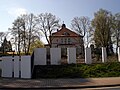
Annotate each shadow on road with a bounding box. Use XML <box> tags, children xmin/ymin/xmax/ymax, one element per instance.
<box><xmin>0</xmin><ymin>78</ymin><xmax>93</xmax><ymax>88</ymax></box>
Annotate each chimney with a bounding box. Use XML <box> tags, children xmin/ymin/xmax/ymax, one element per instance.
<box><xmin>62</xmin><ymin>24</ymin><xmax>66</xmax><ymax>28</ymax></box>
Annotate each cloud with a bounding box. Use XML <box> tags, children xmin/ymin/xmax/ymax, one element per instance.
<box><xmin>7</xmin><ymin>7</ymin><xmax>28</xmax><ymax>17</ymax></box>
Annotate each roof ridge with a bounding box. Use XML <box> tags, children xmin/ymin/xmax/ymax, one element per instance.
<box><xmin>52</xmin><ymin>27</ymin><xmax>83</xmax><ymax>37</ymax></box>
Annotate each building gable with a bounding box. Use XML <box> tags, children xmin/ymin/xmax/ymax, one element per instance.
<box><xmin>52</xmin><ymin>24</ymin><xmax>82</xmax><ymax>37</ymax></box>
<box><xmin>46</xmin><ymin>24</ymin><xmax>84</xmax><ymax>49</ymax></box>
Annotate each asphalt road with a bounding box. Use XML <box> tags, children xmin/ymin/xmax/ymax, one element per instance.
<box><xmin>65</xmin><ymin>86</ymin><xmax>120</xmax><ymax>90</ymax></box>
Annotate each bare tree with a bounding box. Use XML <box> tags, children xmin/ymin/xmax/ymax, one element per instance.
<box><xmin>9</xmin><ymin>13</ymin><xmax>40</xmax><ymax>55</ymax></box>
<box><xmin>86</xmin><ymin>26</ymin><xmax>95</xmax><ymax>46</ymax></box>
<box><xmin>71</xmin><ymin>16</ymin><xmax>91</xmax><ymax>47</ymax></box>
<box><xmin>0</xmin><ymin>32</ymin><xmax>6</xmax><ymax>45</ymax></box>
<box><xmin>36</xmin><ymin>13</ymin><xmax>60</xmax><ymax>47</ymax></box>
<box><xmin>26</xmin><ymin>14</ymin><xmax>35</xmax><ymax>54</ymax></box>
<box><xmin>10</xmin><ymin>17</ymin><xmax>24</xmax><ymax>55</ymax></box>
<box><xmin>19</xmin><ymin>14</ymin><xmax>40</xmax><ymax>54</ymax></box>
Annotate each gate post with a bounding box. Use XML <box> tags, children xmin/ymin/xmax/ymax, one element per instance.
<box><xmin>118</xmin><ymin>47</ymin><xmax>120</xmax><ymax>62</ymax></box>
<box><xmin>67</xmin><ymin>48</ymin><xmax>76</xmax><ymax>64</ymax></box>
<box><xmin>102</xmin><ymin>47</ymin><xmax>107</xmax><ymax>63</ymax></box>
<box><xmin>2</xmin><ymin>56</ymin><xmax>13</xmax><ymax>78</ymax></box>
<box><xmin>85</xmin><ymin>47</ymin><xmax>92</xmax><ymax>64</ymax></box>
<box><xmin>34</xmin><ymin>48</ymin><xmax>46</xmax><ymax>65</ymax></box>
<box><xmin>14</xmin><ymin>56</ymin><xmax>19</xmax><ymax>78</ymax></box>
<box><xmin>50</xmin><ymin>48</ymin><xmax>61</xmax><ymax>65</ymax></box>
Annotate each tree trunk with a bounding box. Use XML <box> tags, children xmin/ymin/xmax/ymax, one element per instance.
<box><xmin>23</xmin><ymin>26</ymin><xmax>26</xmax><ymax>54</ymax></box>
<box><xmin>27</xmin><ymin>29</ymin><xmax>31</xmax><ymax>55</ymax></box>
<box><xmin>27</xmin><ymin>14</ymin><xmax>33</xmax><ymax>55</ymax></box>
<box><xmin>18</xmin><ymin>27</ymin><xmax>20</xmax><ymax>56</ymax></box>
<box><xmin>45</xmin><ymin>32</ymin><xmax>51</xmax><ymax>48</ymax></box>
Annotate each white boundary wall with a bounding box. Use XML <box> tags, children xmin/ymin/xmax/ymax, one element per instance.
<box><xmin>0</xmin><ymin>61</ymin><xmax>2</xmax><ymax>69</ymax></box>
<box><xmin>2</xmin><ymin>47</ymin><xmax>120</xmax><ymax>79</ymax></box>
<box><xmin>2</xmin><ymin>56</ymin><xmax>13</xmax><ymax>77</ymax></box>
<box><xmin>14</xmin><ymin>56</ymin><xmax>19</xmax><ymax>78</ymax></box>
<box><xmin>34</xmin><ymin>48</ymin><xmax>46</xmax><ymax>65</ymax></box>
<box><xmin>67</xmin><ymin>48</ymin><xmax>76</xmax><ymax>64</ymax></box>
<box><xmin>85</xmin><ymin>48</ymin><xmax>92</xmax><ymax>64</ymax></box>
<box><xmin>21</xmin><ymin>56</ymin><xmax>31</xmax><ymax>78</ymax></box>
<box><xmin>102</xmin><ymin>47</ymin><xmax>107</xmax><ymax>63</ymax></box>
<box><xmin>118</xmin><ymin>47</ymin><xmax>120</xmax><ymax>62</ymax></box>
<box><xmin>50</xmin><ymin>48</ymin><xmax>61</xmax><ymax>65</ymax></box>
<box><xmin>1</xmin><ymin>56</ymin><xmax>31</xmax><ymax>78</ymax></box>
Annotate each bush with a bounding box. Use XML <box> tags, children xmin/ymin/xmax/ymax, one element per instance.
<box><xmin>33</xmin><ymin>62</ymin><xmax>120</xmax><ymax>78</ymax></box>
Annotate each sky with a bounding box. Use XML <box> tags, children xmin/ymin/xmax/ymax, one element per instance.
<box><xmin>0</xmin><ymin>0</ymin><xmax>120</xmax><ymax>43</ymax></box>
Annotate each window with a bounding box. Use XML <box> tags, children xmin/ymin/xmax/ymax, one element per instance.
<box><xmin>63</xmin><ymin>32</ymin><xmax>70</xmax><ymax>36</ymax></box>
<box><xmin>61</xmin><ymin>38</ymin><xmax>71</xmax><ymax>44</ymax></box>
<box><xmin>68</xmin><ymin>38</ymin><xmax>71</xmax><ymax>44</ymax></box>
<box><xmin>61</xmin><ymin>38</ymin><xmax>63</xmax><ymax>44</ymax></box>
<box><xmin>64</xmin><ymin>38</ymin><xmax>67</xmax><ymax>44</ymax></box>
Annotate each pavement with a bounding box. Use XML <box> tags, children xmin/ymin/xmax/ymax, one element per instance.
<box><xmin>0</xmin><ymin>77</ymin><xmax>120</xmax><ymax>89</ymax></box>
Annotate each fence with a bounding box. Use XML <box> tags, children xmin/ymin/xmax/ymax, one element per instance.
<box><xmin>1</xmin><ymin>56</ymin><xmax>31</xmax><ymax>78</ymax></box>
<box><xmin>0</xmin><ymin>47</ymin><xmax>120</xmax><ymax>78</ymax></box>
<box><xmin>34</xmin><ymin>47</ymin><xmax>120</xmax><ymax>65</ymax></box>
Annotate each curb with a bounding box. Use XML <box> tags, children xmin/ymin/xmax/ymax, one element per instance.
<box><xmin>1</xmin><ymin>84</ymin><xmax>120</xmax><ymax>89</ymax></box>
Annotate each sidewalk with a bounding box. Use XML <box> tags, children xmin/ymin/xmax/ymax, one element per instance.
<box><xmin>0</xmin><ymin>77</ymin><xmax>120</xmax><ymax>89</ymax></box>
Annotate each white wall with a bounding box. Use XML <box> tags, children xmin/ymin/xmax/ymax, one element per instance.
<box><xmin>14</xmin><ymin>56</ymin><xmax>19</xmax><ymax>78</ymax></box>
<box><xmin>1</xmin><ymin>56</ymin><xmax>32</xmax><ymax>79</ymax></box>
<box><xmin>34</xmin><ymin>48</ymin><xmax>46</xmax><ymax>65</ymax></box>
<box><xmin>51</xmin><ymin>37</ymin><xmax>82</xmax><ymax>48</ymax></box>
<box><xmin>50</xmin><ymin>48</ymin><xmax>61</xmax><ymax>65</ymax></box>
<box><xmin>2</xmin><ymin>56</ymin><xmax>13</xmax><ymax>78</ymax></box>
<box><xmin>0</xmin><ymin>61</ymin><xmax>2</xmax><ymax>69</ymax></box>
<box><xmin>21</xmin><ymin>56</ymin><xmax>31</xmax><ymax>78</ymax></box>
<box><xmin>118</xmin><ymin>47</ymin><xmax>120</xmax><ymax>62</ymax></box>
<box><xmin>2</xmin><ymin>47</ymin><xmax>119</xmax><ymax>79</ymax></box>
<box><xmin>85</xmin><ymin>48</ymin><xmax>92</xmax><ymax>64</ymax></box>
<box><xmin>67</xmin><ymin>48</ymin><xmax>76</xmax><ymax>64</ymax></box>
<box><xmin>102</xmin><ymin>47</ymin><xmax>107</xmax><ymax>63</ymax></box>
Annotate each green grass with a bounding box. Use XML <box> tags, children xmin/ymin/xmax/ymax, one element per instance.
<box><xmin>34</xmin><ymin>62</ymin><xmax>120</xmax><ymax>78</ymax></box>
